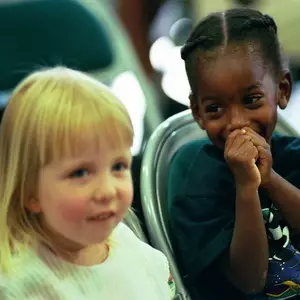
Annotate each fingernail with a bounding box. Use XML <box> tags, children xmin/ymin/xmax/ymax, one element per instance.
<box><xmin>241</xmin><ymin>129</ymin><xmax>246</xmax><ymax>134</ymax></box>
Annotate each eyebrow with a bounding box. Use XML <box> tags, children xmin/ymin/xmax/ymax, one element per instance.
<box><xmin>244</xmin><ymin>83</ymin><xmax>263</xmax><ymax>92</ymax></box>
<box><xmin>115</xmin><ymin>154</ymin><xmax>133</xmax><ymax>164</ymax></box>
<box><xmin>200</xmin><ymin>95</ymin><xmax>221</xmax><ymax>104</ymax></box>
<box><xmin>200</xmin><ymin>82</ymin><xmax>263</xmax><ymax>104</ymax></box>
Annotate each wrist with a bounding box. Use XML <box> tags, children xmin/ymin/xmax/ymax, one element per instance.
<box><xmin>235</xmin><ymin>184</ymin><xmax>260</xmax><ymax>205</ymax></box>
<box><xmin>236</xmin><ymin>182</ymin><xmax>259</xmax><ymax>193</ymax></box>
<box><xmin>260</xmin><ymin>169</ymin><xmax>278</xmax><ymax>189</ymax></box>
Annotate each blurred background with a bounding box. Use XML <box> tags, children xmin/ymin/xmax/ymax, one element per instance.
<box><xmin>1</xmin><ymin>0</ymin><xmax>300</xmax><ymax>234</ymax></box>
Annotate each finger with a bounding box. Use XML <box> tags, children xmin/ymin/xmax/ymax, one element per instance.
<box><xmin>257</xmin><ymin>145</ymin><xmax>268</xmax><ymax>154</ymax></box>
<box><xmin>226</xmin><ymin>136</ymin><xmax>254</xmax><ymax>159</ymax></box>
<box><xmin>256</xmin><ymin>145</ymin><xmax>271</xmax><ymax>162</ymax></box>
<box><xmin>238</xmin><ymin>140</ymin><xmax>259</xmax><ymax>161</ymax></box>
<box><xmin>243</xmin><ymin>127</ymin><xmax>262</xmax><ymax>139</ymax></box>
<box><xmin>243</xmin><ymin>128</ymin><xmax>266</xmax><ymax>148</ymax></box>
<box><xmin>228</xmin><ymin>132</ymin><xmax>252</xmax><ymax>152</ymax></box>
<box><xmin>225</xmin><ymin>129</ymin><xmax>247</xmax><ymax>153</ymax></box>
<box><xmin>246</xmin><ymin>131</ymin><xmax>270</xmax><ymax>150</ymax></box>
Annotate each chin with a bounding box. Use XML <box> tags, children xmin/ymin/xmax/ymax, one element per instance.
<box><xmin>214</xmin><ymin>137</ymin><xmax>226</xmax><ymax>149</ymax></box>
<box><xmin>258</xmin><ymin>128</ymin><xmax>268</xmax><ymax>140</ymax></box>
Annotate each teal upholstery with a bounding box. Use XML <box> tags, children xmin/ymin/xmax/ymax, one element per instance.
<box><xmin>0</xmin><ymin>0</ymin><xmax>113</xmax><ymax>90</ymax></box>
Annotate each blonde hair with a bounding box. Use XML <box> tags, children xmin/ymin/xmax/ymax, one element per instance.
<box><xmin>0</xmin><ymin>67</ymin><xmax>134</xmax><ymax>273</ymax></box>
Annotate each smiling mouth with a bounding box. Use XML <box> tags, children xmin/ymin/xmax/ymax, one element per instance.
<box><xmin>87</xmin><ymin>212</ymin><xmax>115</xmax><ymax>221</ymax></box>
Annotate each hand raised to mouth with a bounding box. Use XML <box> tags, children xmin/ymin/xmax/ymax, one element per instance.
<box><xmin>242</xmin><ymin>127</ymin><xmax>272</xmax><ymax>187</ymax></box>
<box><xmin>224</xmin><ymin>128</ymin><xmax>261</xmax><ymax>189</ymax></box>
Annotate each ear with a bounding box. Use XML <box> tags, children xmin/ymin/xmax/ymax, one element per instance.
<box><xmin>277</xmin><ymin>71</ymin><xmax>292</xmax><ymax>110</ymax></box>
<box><xmin>25</xmin><ymin>198</ymin><xmax>42</xmax><ymax>214</ymax></box>
<box><xmin>189</xmin><ymin>93</ymin><xmax>204</xmax><ymax>129</ymax></box>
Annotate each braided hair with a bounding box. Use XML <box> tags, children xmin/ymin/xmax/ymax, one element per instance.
<box><xmin>182</xmin><ymin>8</ymin><xmax>286</xmax><ymax>99</ymax></box>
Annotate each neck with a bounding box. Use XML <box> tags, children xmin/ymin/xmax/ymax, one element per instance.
<box><xmin>44</xmin><ymin>240</ymin><xmax>109</xmax><ymax>266</ymax></box>
<box><xmin>66</xmin><ymin>242</ymin><xmax>109</xmax><ymax>266</ymax></box>
<box><xmin>39</xmin><ymin>221</ymin><xmax>109</xmax><ymax>266</ymax></box>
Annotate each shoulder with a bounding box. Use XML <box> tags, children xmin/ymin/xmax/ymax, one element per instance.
<box><xmin>272</xmin><ymin>134</ymin><xmax>300</xmax><ymax>187</ymax></box>
<box><xmin>110</xmin><ymin>223</ymin><xmax>172</xmax><ymax>298</ymax></box>
<box><xmin>169</xmin><ymin>138</ymin><xmax>234</xmax><ymax>199</ymax></box>
<box><xmin>170</xmin><ymin>138</ymin><xmax>211</xmax><ymax>173</ymax></box>
<box><xmin>169</xmin><ymin>138</ymin><xmax>211</xmax><ymax>186</ymax></box>
<box><xmin>0</xmin><ymin>275</ymin><xmax>17</xmax><ymax>300</ymax></box>
<box><xmin>272</xmin><ymin>134</ymin><xmax>300</xmax><ymax>155</ymax></box>
<box><xmin>111</xmin><ymin>222</ymin><xmax>145</xmax><ymax>246</ymax></box>
<box><xmin>272</xmin><ymin>134</ymin><xmax>300</xmax><ymax>168</ymax></box>
<box><xmin>0</xmin><ymin>248</ymin><xmax>55</xmax><ymax>298</ymax></box>
<box><xmin>112</xmin><ymin>223</ymin><xmax>167</xmax><ymax>260</ymax></box>
<box><xmin>112</xmin><ymin>223</ymin><xmax>169</xmax><ymax>273</ymax></box>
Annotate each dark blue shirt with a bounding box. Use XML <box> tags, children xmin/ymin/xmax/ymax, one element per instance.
<box><xmin>168</xmin><ymin>134</ymin><xmax>300</xmax><ymax>299</ymax></box>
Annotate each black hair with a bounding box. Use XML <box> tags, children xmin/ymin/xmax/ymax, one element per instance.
<box><xmin>181</xmin><ymin>8</ymin><xmax>286</xmax><ymax>98</ymax></box>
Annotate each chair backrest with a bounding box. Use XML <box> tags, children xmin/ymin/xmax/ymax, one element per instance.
<box><xmin>123</xmin><ymin>209</ymin><xmax>148</xmax><ymax>242</ymax></box>
<box><xmin>0</xmin><ymin>0</ymin><xmax>163</xmax><ymax>154</ymax></box>
<box><xmin>0</xmin><ymin>0</ymin><xmax>110</xmax><ymax>90</ymax></box>
<box><xmin>140</xmin><ymin>109</ymin><xmax>298</xmax><ymax>300</ymax></box>
<box><xmin>80</xmin><ymin>0</ymin><xmax>163</xmax><ymax>139</ymax></box>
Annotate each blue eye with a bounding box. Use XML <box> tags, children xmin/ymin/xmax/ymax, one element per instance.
<box><xmin>112</xmin><ymin>162</ymin><xmax>128</xmax><ymax>172</ymax></box>
<box><xmin>70</xmin><ymin>168</ymin><xmax>89</xmax><ymax>178</ymax></box>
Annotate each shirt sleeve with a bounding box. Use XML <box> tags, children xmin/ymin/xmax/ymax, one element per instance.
<box><xmin>272</xmin><ymin>135</ymin><xmax>300</xmax><ymax>188</ymax></box>
<box><xmin>0</xmin><ymin>279</ymin><xmax>18</xmax><ymax>300</ymax></box>
<box><xmin>135</xmin><ymin>233</ymin><xmax>173</xmax><ymax>298</ymax></box>
<box><xmin>145</xmin><ymin>247</ymin><xmax>175</xmax><ymax>299</ymax></box>
<box><xmin>283</xmin><ymin>138</ymin><xmax>300</xmax><ymax>188</ymax></box>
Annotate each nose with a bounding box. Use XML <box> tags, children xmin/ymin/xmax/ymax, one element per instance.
<box><xmin>92</xmin><ymin>173</ymin><xmax>116</xmax><ymax>204</ymax></box>
<box><xmin>226</xmin><ymin>106</ymin><xmax>250</xmax><ymax>133</ymax></box>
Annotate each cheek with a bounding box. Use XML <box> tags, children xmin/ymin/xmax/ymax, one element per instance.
<box><xmin>265</xmin><ymin>107</ymin><xmax>277</xmax><ymax>137</ymax></box>
<box><xmin>203</xmin><ymin>120</ymin><xmax>227</xmax><ymax>149</ymax></box>
<box><xmin>258</xmin><ymin>103</ymin><xmax>277</xmax><ymax>126</ymax></box>
<box><xmin>127</xmin><ymin>185</ymin><xmax>134</xmax><ymax>205</ymax></box>
<box><xmin>57</xmin><ymin>198</ymin><xmax>87</xmax><ymax>222</ymax></box>
<box><xmin>120</xmin><ymin>179</ymin><xmax>134</xmax><ymax>207</ymax></box>
<box><xmin>203</xmin><ymin>120</ymin><xmax>223</xmax><ymax>138</ymax></box>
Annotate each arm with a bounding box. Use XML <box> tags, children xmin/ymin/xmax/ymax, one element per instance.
<box><xmin>262</xmin><ymin>169</ymin><xmax>300</xmax><ymax>233</ymax></box>
<box><xmin>222</xmin><ymin>129</ymin><xmax>269</xmax><ymax>294</ymax></box>
<box><xmin>244</xmin><ymin>128</ymin><xmax>300</xmax><ymax>233</ymax></box>
<box><xmin>222</xmin><ymin>185</ymin><xmax>268</xmax><ymax>294</ymax></box>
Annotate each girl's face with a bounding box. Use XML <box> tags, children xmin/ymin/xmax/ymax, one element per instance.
<box><xmin>191</xmin><ymin>44</ymin><xmax>291</xmax><ymax>149</ymax></box>
<box><xmin>30</xmin><ymin>135</ymin><xmax>133</xmax><ymax>252</ymax></box>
